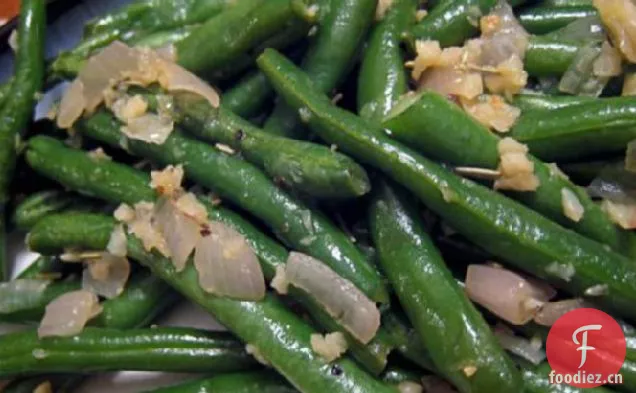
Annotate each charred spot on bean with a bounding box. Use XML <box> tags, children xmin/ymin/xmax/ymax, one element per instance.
<box><xmin>235</xmin><ymin>129</ymin><xmax>245</xmax><ymax>141</ymax></box>
<box><xmin>330</xmin><ymin>364</ymin><xmax>343</xmax><ymax>376</ymax></box>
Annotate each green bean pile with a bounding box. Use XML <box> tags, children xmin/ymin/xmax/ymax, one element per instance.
<box><xmin>1</xmin><ymin>0</ymin><xmax>636</xmax><ymax>392</ymax></box>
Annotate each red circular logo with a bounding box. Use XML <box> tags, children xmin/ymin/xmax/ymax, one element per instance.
<box><xmin>546</xmin><ymin>308</ymin><xmax>626</xmax><ymax>388</ymax></box>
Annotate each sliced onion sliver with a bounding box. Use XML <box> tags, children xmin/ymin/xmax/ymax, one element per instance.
<box><xmin>494</xmin><ymin>328</ymin><xmax>546</xmax><ymax>365</ymax></box>
<box><xmin>193</xmin><ymin>221</ymin><xmax>265</xmax><ymax>301</ymax></box>
<box><xmin>0</xmin><ymin>279</ymin><xmax>50</xmax><ymax>313</ymax></box>
<box><xmin>81</xmin><ymin>253</ymin><xmax>131</xmax><ymax>299</ymax></box>
<box><xmin>154</xmin><ymin>198</ymin><xmax>201</xmax><ymax>271</ymax></box>
<box><xmin>534</xmin><ymin>299</ymin><xmax>588</xmax><ymax>326</ymax></box>
<box><xmin>107</xmin><ymin>224</ymin><xmax>128</xmax><ymax>257</ymax></box>
<box><xmin>465</xmin><ymin>264</ymin><xmax>553</xmax><ymax>325</ymax></box>
<box><xmin>286</xmin><ymin>252</ymin><xmax>381</xmax><ymax>344</ymax></box>
<box><xmin>38</xmin><ymin>290</ymin><xmax>102</xmax><ymax>338</ymax></box>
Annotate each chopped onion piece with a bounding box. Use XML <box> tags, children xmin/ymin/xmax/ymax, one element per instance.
<box><xmin>546</xmin><ymin>15</ymin><xmax>605</xmax><ymax>43</ymax></box>
<box><xmin>534</xmin><ymin>299</ymin><xmax>588</xmax><ymax>326</ymax></box>
<box><xmin>480</xmin><ymin>1</ymin><xmax>529</xmax><ymax>64</ymax></box>
<box><xmin>82</xmin><ymin>253</ymin><xmax>131</xmax><ymax>299</ymax></box>
<box><xmin>310</xmin><ymin>332</ymin><xmax>348</xmax><ymax>362</ymax></box>
<box><xmin>420</xmin><ymin>67</ymin><xmax>483</xmax><ymax>100</ymax></box>
<box><xmin>122</xmin><ymin>113</ymin><xmax>174</xmax><ymax>145</ymax></box>
<box><xmin>270</xmin><ymin>265</ymin><xmax>289</xmax><ymax>295</ymax></box>
<box><xmin>56</xmin><ymin>79</ymin><xmax>86</xmax><ymax>129</ymax></box>
<box><xmin>285</xmin><ymin>252</ymin><xmax>381</xmax><ymax>343</ymax></box>
<box><xmin>559</xmin><ymin>44</ymin><xmax>608</xmax><ymax>97</ymax></box>
<box><xmin>545</xmin><ymin>262</ymin><xmax>576</xmax><ymax>282</ymax></box>
<box><xmin>460</xmin><ymin>95</ymin><xmax>520</xmax><ymax>132</ymax></box>
<box><xmin>193</xmin><ymin>221</ymin><xmax>265</xmax><ymax>301</ymax></box>
<box><xmin>0</xmin><ymin>279</ymin><xmax>50</xmax><ymax>313</ymax></box>
<box><xmin>593</xmin><ymin>41</ymin><xmax>623</xmax><ymax>77</ymax></box>
<box><xmin>494</xmin><ymin>327</ymin><xmax>546</xmax><ymax>365</ymax></box>
<box><xmin>601</xmin><ymin>199</ymin><xmax>636</xmax><ymax>229</ymax></box>
<box><xmin>593</xmin><ymin>0</ymin><xmax>636</xmax><ymax>63</ymax></box>
<box><xmin>495</xmin><ymin>138</ymin><xmax>539</xmax><ymax>191</ymax></box>
<box><xmin>107</xmin><ymin>224</ymin><xmax>128</xmax><ymax>257</ymax></box>
<box><xmin>111</xmin><ymin>94</ymin><xmax>148</xmax><ymax>122</ymax></box>
<box><xmin>245</xmin><ymin>344</ymin><xmax>270</xmax><ymax>366</ymax></box>
<box><xmin>156</xmin><ymin>60</ymin><xmax>220</xmax><ymax>109</ymax></box>
<box><xmin>154</xmin><ymin>197</ymin><xmax>201</xmax><ymax>271</ymax></box>
<box><xmin>150</xmin><ymin>165</ymin><xmax>184</xmax><ymax>197</ymax></box>
<box><xmin>623</xmin><ymin>73</ymin><xmax>636</xmax><ymax>95</ymax></box>
<box><xmin>174</xmin><ymin>192</ymin><xmax>209</xmax><ymax>225</ymax></box>
<box><xmin>114</xmin><ymin>203</ymin><xmax>136</xmax><ymax>222</ymax></box>
<box><xmin>410</xmin><ymin>40</ymin><xmax>443</xmax><ymax>81</ymax></box>
<box><xmin>398</xmin><ymin>382</ymin><xmax>423</xmax><ymax>393</ymax></box>
<box><xmin>465</xmin><ymin>264</ymin><xmax>552</xmax><ymax>325</ymax></box>
<box><xmin>561</xmin><ymin>188</ymin><xmax>585</xmax><ymax>222</ymax></box>
<box><xmin>38</xmin><ymin>290</ymin><xmax>102</xmax><ymax>338</ymax></box>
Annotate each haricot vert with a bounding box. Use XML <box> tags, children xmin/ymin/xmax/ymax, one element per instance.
<box><xmin>257</xmin><ymin>48</ymin><xmax>636</xmax><ymax>323</ymax></box>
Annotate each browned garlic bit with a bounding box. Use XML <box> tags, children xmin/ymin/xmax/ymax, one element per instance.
<box><xmin>38</xmin><ymin>290</ymin><xmax>102</xmax><ymax>338</ymax></box>
<box><xmin>494</xmin><ymin>138</ymin><xmax>539</xmax><ymax>191</ymax></box>
<box><xmin>601</xmin><ymin>199</ymin><xmax>636</xmax><ymax>229</ymax></box>
<box><xmin>460</xmin><ymin>95</ymin><xmax>520</xmax><ymax>132</ymax></box>
<box><xmin>150</xmin><ymin>164</ymin><xmax>185</xmax><ymax>197</ymax></box>
<box><xmin>561</xmin><ymin>188</ymin><xmax>584</xmax><ymax>222</ymax></box>
<box><xmin>310</xmin><ymin>332</ymin><xmax>348</xmax><ymax>362</ymax></box>
<box><xmin>593</xmin><ymin>0</ymin><xmax>636</xmax><ymax>63</ymax></box>
<box><xmin>270</xmin><ymin>264</ymin><xmax>289</xmax><ymax>295</ymax></box>
<box><xmin>465</xmin><ymin>264</ymin><xmax>555</xmax><ymax>325</ymax></box>
<box><xmin>285</xmin><ymin>252</ymin><xmax>381</xmax><ymax>344</ymax></box>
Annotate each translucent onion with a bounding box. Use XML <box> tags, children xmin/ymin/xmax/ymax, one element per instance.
<box><xmin>154</xmin><ymin>197</ymin><xmax>201</xmax><ymax>271</ymax></box>
<box><xmin>480</xmin><ymin>0</ymin><xmax>529</xmax><ymax>64</ymax></box>
<box><xmin>82</xmin><ymin>253</ymin><xmax>131</xmax><ymax>299</ymax></box>
<box><xmin>106</xmin><ymin>224</ymin><xmax>128</xmax><ymax>257</ymax></box>
<box><xmin>558</xmin><ymin>43</ymin><xmax>608</xmax><ymax>97</ymax></box>
<box><xmin>545</xmin><ymin>15</ymin><xmax>605</xmax><ymax>43</ymax></box>
<box><xmin>38</xmin><ymin>290</ymin><xmax>102</xmax><ymax>338</ymax></box>
<box><xmin>593</xmin><ymin>41</ymin><xmax>623</xmax><ymax>77</ymax></box>
<box><xmin>494</xmin><ymin>327</ymin><xmax>546</xmax><ymax>365</ymax></box>
<box><xmin>593</xmin><ymin>0</ymin><xmax>636</xmax><ymax>63</ymax></box>
<box><xmin>587</xmin><ymin>163</ymin><xmax>636</xmax><ymax>202</ymax></box>
<box><xmin>126</xmin><ymin>201</ymin><xmax>171</xmax><ymax>257</ymax></box>
<box><xmin>534</xmin><ymin>299</ymin><xmax>588</xmax><ymax>326</ymax></box>
<box><xmin>285</xmin><ymin>252</ymin><xmax>381</xmax><ymax>344</ymax></box>
<box><xmin>122</xmin><ymin>113</ymin><xmax>174</xmax><ymax>145</ymax></box>
<box><xmin>601</xmin><ymin>199</ymin><xmax>636</xmax><ymax>229</ymax></box>
<box><xmin>465</xmin><ymin>264</ymin><xmax>555</xmax><ymax>325</ymax></box>
<box><xmin>174</xmin><ymin>192</ymin><xmax>208</xmax><ymax>225</ymax></box>
<box><xmin>193</xmin><ymin>221</ymin><xmax>265</xmax><ymax>301</ymax></box>
<box><xmin>0</xmin><ymin>279</ymin><xmax>50</xmax><ymax>313</ymax></box>
<box><xmin>56</xmin><ymin>79</ymin><xmax>86</xmax><ymax>129</ymax></box>
<box><xmin>150</xmin><ymin>165</ymin><xmax>185</xmax><ymax>197</ymax></box>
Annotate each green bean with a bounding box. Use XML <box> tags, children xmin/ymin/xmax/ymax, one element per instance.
<box><xmin>0</xmin><ymin>0</ymin><xmax>45</xmax><ymax>281</ymax></box>
<box><xmin>382</xmin><ymin>91</ymin><xmax>636</xmax><ymax>257</ymax></box>
<box><xmin>174</xmin><ymin>96</ymin><xmax>371</xmax><ymax>199</ymax></box>
<box><xmin>410</xmin><ymin>0</ymin><xmax>497</xmax><ymax>48</ymax></box>
<box><xmin>518</xmin><ymin>6</ymin><xmax>598</xmax><ymax>34</ymax></box>
<box><xmin>12</xmin><ymin>190</ymin><xmax>99</xmax><ymax>231</ymax></box>
<box><xmin>0</xmin><ymin>278</ymin><xmax>79</xmax><ymax>324</ymax></box>
<box><xmin>24</xmin><ymin>139</ymin><xmax>396</xmax><ymax>374</ymax></box>
<box><xmin>357</xmin><ymin>0</ymin><xmax>416</xmax><ymax>122</ymax></box>
<box><xmin>541</xmin><ymin>0</ymin><xmax>592</xmax><ymax>7</ymax></box>
<box><xmin>369</xmin><ymin>180</ymin><xmax>520</xmax><ymax>393</ymax></box>
<box><xmin>72</xmin><ymin>113</ymin><xmax>388</xmax><ymax>303</ymax></box>
<box><xmin>84</xmin><ymin>0</ymin><xmax>232</xmax><ymax>38</ymax></box>
<box><xmin>222</xmin><ymin>71</ymin><xmax>274</xmax><ymax>119</ymax></box>
<box><xmin>525</xmin><ymin>36</ymin><xmax>582</xmax><ymax>76</ymax></box>
<box><xmin>257</xmin><ymin>48</ymin><xmax>636</xmax><ymax>322</ymax></box>
<box><xmin>27</xmin><ymin>213</ymin><xmax>399</xmax><ymax>393</ymax></box>
<box><xmin>512</xmin><ymin>94</ymin><xmax>594</xmax><ymax>112</ymax></box>
<box><xmin>561</xmin><ymin>160</ymin><xmax>619</xmax><ymax>185</ymax></box>
<box><xmin>509</xmin><ymin>97</ymin><xmax>636</xmax><ymax>162</ymax></box>
<box><xmin>0</xmin><ymin>327</ymin><xmax>257</xmax><ymax>377</ymax></box>
<box><xmin>175</xmin><ymin>0</ymin><xmax>311</xmax><ymax>78</ymax></box>
<box><xmin>262</xmin><ymin>0</ymin><xmax>377</xmax><ymax>138</ymax></box>
<box><xmin>143</xmin><ymin>372</ymin><xmax>296</xmax><ymax>393</ymax></box>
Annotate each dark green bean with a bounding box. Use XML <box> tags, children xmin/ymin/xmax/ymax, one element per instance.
<box><xmin>143</xmin><ymin>372</ymin><xmax>296</xmax><ymax>393</ymax></box>
<box><xmin>369</xmin><ymin>180</ymin><xmax>520</xmax><ymax>393</ymax></box>
<box><xmin>222</xmin><ymin>71</ymin><xmax>274</xmax><ymax>119</ymax></box>
<box><xmin>0</xmin><ymin>0</ymin><xmax>45</xmax><ymax>281</ymax></box>
<box><xmin>525</xmin><ymin>36</ymin><xmax>582</xmax><ymax>76</ymax></box>
<box><xmin>518</xmin><ymin>6</ymin><xmax>598</xmax><ymax>34</ymax></box>
<box><xmin>27</xmin><ymin>213</ymin><xmax>399</xmax><ymax>393</ymax></box>
<box><xmin>512</xmin><ymin>94</ymin><xmax>594</xmax><ymax>112</ymax></box>
<box><xmin>174</xmin><ymin>96</ymin><xmax>371</xmax><ymax>199</ymax></box>
<box><xmin>257</xmin><ymin>48</ymin><xmax>636</xmax><ymax>322</ymax></box>
<box><xmin>410</xmin><ymin>0</ymin><xmax>497</xmax><ymax>47</ymax></box>
<box><xmin>382</xmin><ymin>91</ymin><xmax>636</xmax><ymax>257</ymax></box>
<box><xmin>72</xmin><ymin>113</ymin><xmax>388</xmax><ymax>303</ymax></box>
<box><xmin>0</xmin><ymin>327</ymin><xmax>257</xmax><ymax>377</ymax></box>
<box><xmin>262</xmin><ymin>0</ymin><xmax>377</xmax><ymax>138</ymax></box>
<box><xmin>12</xmin><ymin>190</ymin><xmax>99</xmax><ymax>230</ymax></box>
<box><xmin>357</xmin><ymin>0</ymin><xmax>416</xmax><ymax>122</ymax></box>
<box><xmin>509</xmin><ymin>97</ymin><xmax>636</xmax><ymax>162</ymax></box>
<box><xmin>561</xmin><ymin>160</ymin><xmax>619</xmax><ymax>185</ymax></box>
<box><xmin>24</xmin><ymin>138</ymin><xmax>396</xmax><ymax>374</ymax></box>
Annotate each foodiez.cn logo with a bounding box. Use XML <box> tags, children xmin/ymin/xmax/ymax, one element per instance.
<box><xmin>546</xmin><ymin>308</ymin><xmax>626</xmax><ymax>388</ymax></box>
